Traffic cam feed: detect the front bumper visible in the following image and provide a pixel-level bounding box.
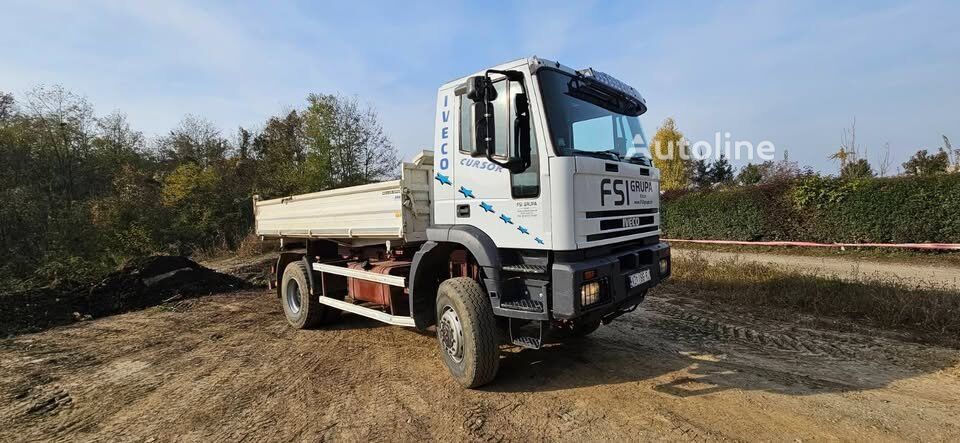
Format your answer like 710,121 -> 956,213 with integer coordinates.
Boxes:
551,241 -> 670,319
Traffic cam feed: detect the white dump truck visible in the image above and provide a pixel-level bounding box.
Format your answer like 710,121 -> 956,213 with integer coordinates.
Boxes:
254,56 -> 671,388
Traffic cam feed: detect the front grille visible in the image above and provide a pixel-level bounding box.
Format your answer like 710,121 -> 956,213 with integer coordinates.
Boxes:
599,215 -> 655,231
585,225 -> 659,242
585,207 -> 658,219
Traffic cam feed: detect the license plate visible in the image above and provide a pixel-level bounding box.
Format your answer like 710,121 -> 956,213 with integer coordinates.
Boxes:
628,269 -> 651,288
623,216 -> 642,228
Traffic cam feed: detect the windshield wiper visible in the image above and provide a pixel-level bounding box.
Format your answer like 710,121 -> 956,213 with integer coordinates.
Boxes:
623,153 -> 649,166
571,149 -> 621,161
600,149 -> 623,161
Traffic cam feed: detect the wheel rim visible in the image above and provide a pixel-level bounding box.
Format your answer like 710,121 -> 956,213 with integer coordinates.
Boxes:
438,305 -> 464,363
285,279 -> 302,314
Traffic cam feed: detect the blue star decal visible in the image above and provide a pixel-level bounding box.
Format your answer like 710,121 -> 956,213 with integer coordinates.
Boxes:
518,225 -> 530,235
479,201 -> 495,213
535,237 -> 545,245
458,186 -> 475,198
435,173 -> 452,185
499,214 -> 513,224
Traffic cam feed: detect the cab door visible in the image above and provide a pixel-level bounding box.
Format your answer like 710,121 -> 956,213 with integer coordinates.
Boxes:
450,71 -> 548,249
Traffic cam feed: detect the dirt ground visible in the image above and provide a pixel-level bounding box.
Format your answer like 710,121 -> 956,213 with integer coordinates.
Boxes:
2,282 -> 959,441
673,248 -> 960,289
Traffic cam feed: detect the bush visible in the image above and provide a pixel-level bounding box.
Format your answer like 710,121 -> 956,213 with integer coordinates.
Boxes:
662,174 -> 960,244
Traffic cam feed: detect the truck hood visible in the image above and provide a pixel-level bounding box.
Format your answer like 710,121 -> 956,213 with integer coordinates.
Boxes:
571,156 -> 661,248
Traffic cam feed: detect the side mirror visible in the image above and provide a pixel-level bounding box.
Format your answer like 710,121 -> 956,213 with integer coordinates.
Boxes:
460,76 -> 497,157
456,71 -> 530,174
465,76 -> 496,103
473,101 -> 495,158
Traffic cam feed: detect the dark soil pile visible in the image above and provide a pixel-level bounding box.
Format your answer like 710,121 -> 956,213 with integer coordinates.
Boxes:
1,256 -> 249,336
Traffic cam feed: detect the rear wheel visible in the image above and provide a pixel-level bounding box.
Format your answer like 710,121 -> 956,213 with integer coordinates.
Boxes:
281,261 -> 338,328
435,277 -> 499,388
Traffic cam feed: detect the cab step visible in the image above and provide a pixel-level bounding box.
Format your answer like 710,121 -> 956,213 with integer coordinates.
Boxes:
501,264 -> 548,274
509,318 -> 543,349
499,298 -> 544,312
511,336 -> 542,349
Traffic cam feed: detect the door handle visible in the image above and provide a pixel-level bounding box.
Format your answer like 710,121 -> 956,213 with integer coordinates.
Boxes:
457,204 -> 470,217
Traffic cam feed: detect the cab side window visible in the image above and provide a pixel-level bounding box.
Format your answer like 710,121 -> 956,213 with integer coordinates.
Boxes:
509,79 -> 540,198
490,81 -> 509,158
459,96 -> 473,153
457,77 -> 540,199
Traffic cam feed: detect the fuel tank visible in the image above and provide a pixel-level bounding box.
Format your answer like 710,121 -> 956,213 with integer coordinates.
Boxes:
347,260 -> 410,308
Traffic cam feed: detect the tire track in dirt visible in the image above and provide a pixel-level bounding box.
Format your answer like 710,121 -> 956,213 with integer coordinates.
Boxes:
654,303 -> 859,359
655,408 -> 729,442
462,402 -> 504,443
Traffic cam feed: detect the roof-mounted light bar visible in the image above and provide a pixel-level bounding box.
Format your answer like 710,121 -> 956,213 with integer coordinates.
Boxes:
576,68 -> 646,105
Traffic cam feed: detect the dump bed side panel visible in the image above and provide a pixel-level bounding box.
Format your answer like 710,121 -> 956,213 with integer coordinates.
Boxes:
255,180 -> 406,240
253,156 -> 433,245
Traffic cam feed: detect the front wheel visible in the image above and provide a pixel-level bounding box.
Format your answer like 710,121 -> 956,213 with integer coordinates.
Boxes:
435,277 -> 500,388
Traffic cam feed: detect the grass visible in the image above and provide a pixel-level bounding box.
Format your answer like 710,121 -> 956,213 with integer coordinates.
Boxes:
670,241 -> 960,267
666,253 -> 960,340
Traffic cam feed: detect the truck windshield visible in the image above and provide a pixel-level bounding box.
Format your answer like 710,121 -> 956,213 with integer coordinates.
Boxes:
538,69 -> 651,164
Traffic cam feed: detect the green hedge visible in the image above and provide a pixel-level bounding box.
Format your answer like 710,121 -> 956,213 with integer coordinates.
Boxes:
661,174 -> 960,243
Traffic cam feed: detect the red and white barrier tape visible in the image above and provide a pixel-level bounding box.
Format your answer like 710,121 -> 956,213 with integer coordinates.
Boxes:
663,238 -> 960,251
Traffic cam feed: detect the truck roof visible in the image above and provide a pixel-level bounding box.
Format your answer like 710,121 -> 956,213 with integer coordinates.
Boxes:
438,56 -> 577,90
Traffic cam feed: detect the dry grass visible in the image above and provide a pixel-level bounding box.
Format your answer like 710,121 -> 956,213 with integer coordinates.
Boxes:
672,242 -> 960,267
667,253 -> 960,338
192,232 -> 280,262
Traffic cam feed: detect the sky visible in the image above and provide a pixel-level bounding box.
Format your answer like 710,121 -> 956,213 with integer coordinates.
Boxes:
2,0 -> 958,173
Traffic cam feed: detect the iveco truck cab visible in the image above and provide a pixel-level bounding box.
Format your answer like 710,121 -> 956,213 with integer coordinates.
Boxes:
254,56 -> 671,388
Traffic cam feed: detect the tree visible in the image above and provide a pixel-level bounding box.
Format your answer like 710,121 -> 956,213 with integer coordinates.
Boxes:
159,115 -> 228,168
0,92 -> 14,121
902,149 -> 950,176
709,155 -> 734,185
878,142 -> 892,177
828,146 -> 852,171
91,112 -> 146,195
738,163 -> 763,185
236,126 -> 252,161
253,110 -> 310,198
89,164 -> 166,258
840,158 -> 874,179
650,117 -> 689,190
0,85 -> 405,290
689,159 -> 711,189
944,135 -> 959,172
302,94 -> 398,190
763,150 -> 808,183
161,162 -> 228,251
22,85 -> 97,204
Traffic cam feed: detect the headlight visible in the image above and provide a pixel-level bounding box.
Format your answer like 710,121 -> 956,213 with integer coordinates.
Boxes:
659,258 -> 670,275
580,279 -> 606,307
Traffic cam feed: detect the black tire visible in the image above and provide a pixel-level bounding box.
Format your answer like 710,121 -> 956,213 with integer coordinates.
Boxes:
435,277 -> 500,388
280,261 -> 338,328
